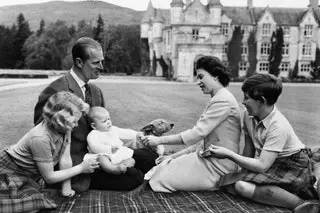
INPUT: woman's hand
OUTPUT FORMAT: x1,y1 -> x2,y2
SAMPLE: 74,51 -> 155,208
208,145 -> 233,159
155,155 -> 173,165
81,157 -> 100,173
141,135 -> 161,147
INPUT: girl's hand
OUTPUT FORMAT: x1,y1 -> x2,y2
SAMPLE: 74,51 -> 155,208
81,157 -> 100,173
208,145 -> 232,159
155,155 -> 172,165
141,135 -> 161,147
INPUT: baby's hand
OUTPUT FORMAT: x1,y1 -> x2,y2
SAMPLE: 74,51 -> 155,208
136,132 -> 144,142
61,188 -> 76,197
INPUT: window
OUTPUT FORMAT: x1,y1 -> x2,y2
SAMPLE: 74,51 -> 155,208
280,63 -> 289,72
304,25 -> 313,37
221,23 -> 229,35
259,62 -> 269,72
241,43 -> 248,55
282,43 -> 289,55
260,43 -> 271,55
192,29 -> 199,40
223,43 -> 228,54
239,62 -> 248,71
241,25 -> 249,35
302,43 -> 312,56
283,26 -> 290,36
300,63 -> 311,72
262,23 -> 271,35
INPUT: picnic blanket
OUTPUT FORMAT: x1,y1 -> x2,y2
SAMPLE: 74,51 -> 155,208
40,182 -> 290,213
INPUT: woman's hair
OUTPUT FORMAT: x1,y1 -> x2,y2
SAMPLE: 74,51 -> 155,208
42,91 -> 89,132
241,73 -> 282,105
72,37 -> 101,63
195,56 -> 231,87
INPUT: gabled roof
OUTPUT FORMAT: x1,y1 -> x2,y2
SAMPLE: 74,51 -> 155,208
148,4 -> 320,27
223,7 -> 254,25
154,9 -> 164,23
253,7 -> 306,26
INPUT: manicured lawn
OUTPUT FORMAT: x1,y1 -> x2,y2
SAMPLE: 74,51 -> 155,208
0,80 -> 320,152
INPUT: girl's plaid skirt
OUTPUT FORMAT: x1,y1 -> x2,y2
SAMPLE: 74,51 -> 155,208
0,149 -> 57,213
220,149 -> 317,200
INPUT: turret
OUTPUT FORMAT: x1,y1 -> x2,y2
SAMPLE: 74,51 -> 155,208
141,0 -> 154,38
247,0 -> 253,9
170,0 -> 184,24
153,9 -> 164,39
309,0 -> 319,8
208,0 -> 222,25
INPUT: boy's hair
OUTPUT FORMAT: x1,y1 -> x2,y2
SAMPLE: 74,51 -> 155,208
241,73 -> 282,105
43,91 -> 89,132
195,55 -> 231,87
87,106 -> 109,124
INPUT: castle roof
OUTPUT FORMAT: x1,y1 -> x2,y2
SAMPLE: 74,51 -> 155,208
208,0 -> 222,7
170,0 -> 184,7
154,9 -> 164,23
146,4 -> 320,26
141,0 -> 155,24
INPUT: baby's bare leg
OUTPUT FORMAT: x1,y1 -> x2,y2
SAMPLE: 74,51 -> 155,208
121,158 -> 135,168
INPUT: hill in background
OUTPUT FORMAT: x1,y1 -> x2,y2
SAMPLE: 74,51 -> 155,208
0,0 -> 145,31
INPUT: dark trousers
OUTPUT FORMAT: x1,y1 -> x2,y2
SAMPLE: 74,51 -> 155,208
89,148 -> 158,191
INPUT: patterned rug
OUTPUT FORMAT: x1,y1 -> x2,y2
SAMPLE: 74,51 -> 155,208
40,182 -> 290,213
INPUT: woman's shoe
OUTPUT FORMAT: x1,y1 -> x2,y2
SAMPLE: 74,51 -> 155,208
293,200 -> 320,213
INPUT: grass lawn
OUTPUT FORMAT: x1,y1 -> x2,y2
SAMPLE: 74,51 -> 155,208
0,80 -> 320,152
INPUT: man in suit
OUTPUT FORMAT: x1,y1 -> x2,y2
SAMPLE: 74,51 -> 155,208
34,37 -> 156,191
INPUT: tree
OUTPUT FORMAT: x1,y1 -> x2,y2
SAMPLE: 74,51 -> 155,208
310,48 -> 320,79
23,20 -> 71,70
37,19 -> 45,37
93,14 -> 104,43
289,60 -> 299,80
247,30 -> 257,77
227,26 -> 243,78
0,25 -> 16,68
268,27 -> 284,77
13,13 -> 32,69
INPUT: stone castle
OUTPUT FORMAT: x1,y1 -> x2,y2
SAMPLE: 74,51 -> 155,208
140,0 -> 320,82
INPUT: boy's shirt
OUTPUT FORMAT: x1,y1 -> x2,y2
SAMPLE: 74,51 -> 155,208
243,106 -> 305,157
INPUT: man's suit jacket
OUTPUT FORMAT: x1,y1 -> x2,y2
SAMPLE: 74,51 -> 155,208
34,72 -> 105,191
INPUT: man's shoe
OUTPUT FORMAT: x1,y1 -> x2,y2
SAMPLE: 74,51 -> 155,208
293,200 -> 320,213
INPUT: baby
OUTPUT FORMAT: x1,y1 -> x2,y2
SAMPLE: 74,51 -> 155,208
85,106 -> 141,174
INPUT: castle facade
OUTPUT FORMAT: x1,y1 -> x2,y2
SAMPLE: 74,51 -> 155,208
141,0 -> 320,82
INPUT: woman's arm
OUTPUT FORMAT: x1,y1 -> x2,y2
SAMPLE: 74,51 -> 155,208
59,132 -> 75,196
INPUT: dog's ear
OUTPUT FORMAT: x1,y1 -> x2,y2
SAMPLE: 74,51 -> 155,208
140,124 -> 155,134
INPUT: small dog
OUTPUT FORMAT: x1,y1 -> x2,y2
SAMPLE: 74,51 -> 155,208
139,119 -> 174,155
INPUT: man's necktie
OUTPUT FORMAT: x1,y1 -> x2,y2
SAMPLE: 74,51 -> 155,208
84,83 -> 92,106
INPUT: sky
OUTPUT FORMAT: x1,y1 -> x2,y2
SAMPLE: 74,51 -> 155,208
0,0 -> 312,11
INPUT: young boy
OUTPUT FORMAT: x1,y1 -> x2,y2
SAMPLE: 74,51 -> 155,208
85,106 -> 142,174
206,73 -> 318,212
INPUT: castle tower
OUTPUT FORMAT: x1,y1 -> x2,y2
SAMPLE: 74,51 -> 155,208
247,0 -> 253,9
208,0 -> 222,25
309,0 -> 319,8
152,9 -> 164,76
141,0 -> 154,38
170,0 -> 184,24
